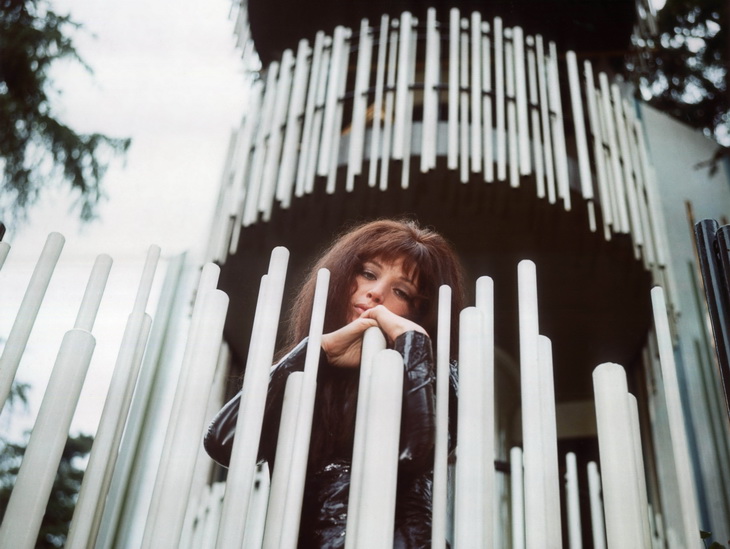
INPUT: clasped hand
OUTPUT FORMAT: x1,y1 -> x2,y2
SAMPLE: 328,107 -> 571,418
320,305 -> 428,368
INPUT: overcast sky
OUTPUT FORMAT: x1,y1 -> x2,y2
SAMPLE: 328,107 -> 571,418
0,0 -> 248,438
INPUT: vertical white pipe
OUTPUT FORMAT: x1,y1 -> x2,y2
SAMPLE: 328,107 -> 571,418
470,11 -> 483,174
304,38 -> 331,195
421,8 -> 438,174
296,31 -> 324,197
0,329 -> 96,549
392,12 -> 411,160
538,335 -> 562,548
454,307 -> 486,546
475,276 -> 495,546
346,19 -> 373,191
482,23 -> 494,182
346,326 -> 387,549
277,269 -> 330,549
215,247 -> 289,549
536,36 -> 556,204
368,15 -> 389,187
448,8 -> 460,170
326,28 -> 352,194
400,22 -> 418,189
67,246 -> 160,549
318,26 -> 346,177
526,36 -> 545,198
592,362 -> 644,549
352,350 -> 404,547
0,242 -> 10,271
511,446 -> 526,549
518,260 -> 547,549
628,394 -> 652,548
547,42 -> 571,212
587,461 -> 607,549
565,452 -> 583,549
73,254 -> 113,332
506,31 -> 519,188
513,26 -> 530,176
379,26 -> 398,191
494,17 -> 506,181
242,463 -> 271,549
431,286 -> 452,549
566,52 -> 593,202
262,371 -> 304,549
650,287 -> 701,548
459,22 -> 470,183
0,232 -> 64,412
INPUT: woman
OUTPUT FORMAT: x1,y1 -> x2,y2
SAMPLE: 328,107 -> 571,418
204,218 -> 466,548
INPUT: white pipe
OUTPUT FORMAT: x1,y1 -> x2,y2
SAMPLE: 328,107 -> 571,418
448,8 -> 459,170
352,349 -> 404,547
0,231 -> 64,412
494,17 -> 505,181
506,31 -> 519,188
262,371 -> 304,549
399,23 -> 418,189
565,452 -> 583,549
421,8 -> 437,174
471,11 -> 483,174
513,26 -> 530,176
296,32 -> 324,197
346,19 -> 373,191
392,12 -> 412,161
454,307 -> 486,546
140,262 -> 221,548
475,276 -> 495,546
0,329 -> 96,549
650,287 -> 701,548
510,446 -> 526,549
628,394 -> 652,548
566,52 -> 593,203
536,36 -> 556,204
304,37 -> 331,195
378,27 -> 398,191
346,326 -> 387,549
74,254 -> 113,332
517,260 -> 547,549
318,26 -> 346,177
215,248 -> 289,549
538,335 -> 562,549
431,285 -> 452,549
369,15 -> 389,186
587,461 -> 607,549
0,241 -> 10,271
482,25 -> 494,182
326,28 -> 351,194
278,269 -> 331,548
459,23 -> 470,183
243,463 -> 271,549
526,36 -> 545,198
547,42 -> 570,211
592,362 -> 644,548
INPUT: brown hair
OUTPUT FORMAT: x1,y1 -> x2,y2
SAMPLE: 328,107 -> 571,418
286,218 -> 466,357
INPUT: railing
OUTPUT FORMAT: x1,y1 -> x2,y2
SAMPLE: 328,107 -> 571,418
0,235 -> 701,548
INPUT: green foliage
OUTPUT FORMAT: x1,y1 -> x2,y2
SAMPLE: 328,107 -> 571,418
0,433 -> 93,548
0,0 -> 130,227
628,0 -> 729,148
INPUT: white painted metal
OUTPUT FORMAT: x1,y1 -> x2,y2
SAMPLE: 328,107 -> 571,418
369,14 -> 389,187
494,17 -> 506,181
260,49 -> 294,221
421,8 -> 438,174
351,350 -> 404,547
587,461 -> 607,549
0,329 -> 96,549
74,254 -> 113,332
278,269 -> 330,549
513,27 -> 530,176
0,241 -> 9,271
296,31 -> 325,197
459,22 -> 470,183
0,232 -> 64,412
471,11 -> 483,174
566,452 -> 583,549
400,20 -> 418,189
511,447 -> 526,549
536,36 -> 556,204
393,11 -> 412,161
346,19 -> 373,191
505,30 -> 519,188
448,8 -> 459,170
379,25 -> 399,191
628,394 -> 652,548
650,287 -> 701,549
68,245 -> 160,549
278,39 -> 312,207
215,247 -> 289,549
318,26 -> 347,177
526,36 -> 545,198
482,23 -> 494,182
547,42 -> 571,211
242,464 -> 271,549
592,362 -> 645,549
304,36 -> 332,195
454,307 -> 487,546
346,327 -> 387,549
326,28 -> 351,194
431,286 -> 451,549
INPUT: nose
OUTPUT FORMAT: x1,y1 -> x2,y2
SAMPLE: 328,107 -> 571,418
367,285 -> 383,303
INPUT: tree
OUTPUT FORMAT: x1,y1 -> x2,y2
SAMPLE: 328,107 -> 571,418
628,0 -> 729,150
0,0 -> 130,227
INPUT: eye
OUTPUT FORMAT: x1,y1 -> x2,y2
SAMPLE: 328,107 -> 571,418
394,288 -> 411,301
361,269 -> 376,280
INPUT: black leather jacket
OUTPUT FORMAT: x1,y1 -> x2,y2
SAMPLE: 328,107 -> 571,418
204,331 -> 458,548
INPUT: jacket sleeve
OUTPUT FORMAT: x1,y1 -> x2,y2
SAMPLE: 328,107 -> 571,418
393,331 -> 437,475
203,338 -> 310,468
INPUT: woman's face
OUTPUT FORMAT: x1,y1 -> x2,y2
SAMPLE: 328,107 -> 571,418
349,256 -> 419,323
